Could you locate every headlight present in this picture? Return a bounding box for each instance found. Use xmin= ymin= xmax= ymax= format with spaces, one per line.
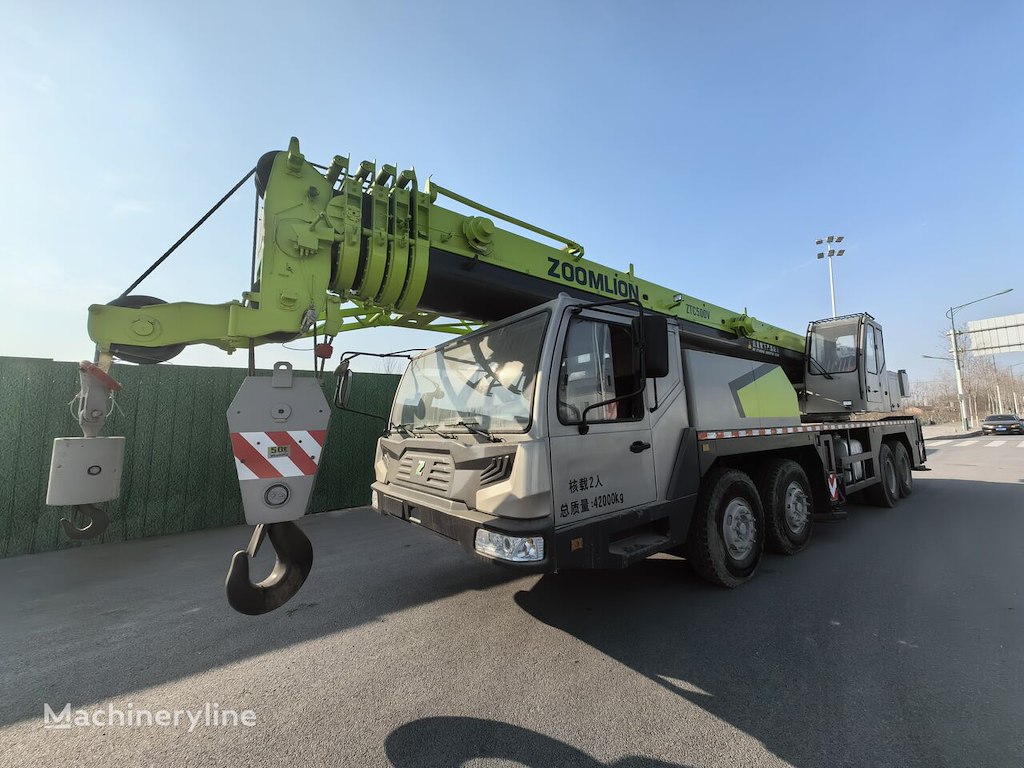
xmin=474 ymin=529 xmax=544 ymax=562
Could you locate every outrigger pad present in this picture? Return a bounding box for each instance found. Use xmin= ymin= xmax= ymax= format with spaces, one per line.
xmin=225 ymin=521 xmax=314 ymax=616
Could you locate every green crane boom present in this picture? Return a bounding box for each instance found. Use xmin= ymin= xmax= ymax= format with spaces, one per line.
xmin=87 ymin=137 xmax=805 ymax=367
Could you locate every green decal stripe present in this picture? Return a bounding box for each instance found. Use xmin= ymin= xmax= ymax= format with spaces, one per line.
xmin=729 ymin=364 xmax=800 ymax=419
xmin=729 ymin=364 xmax=778 ymax=417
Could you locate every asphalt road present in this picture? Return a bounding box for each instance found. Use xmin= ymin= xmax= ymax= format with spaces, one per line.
xmin=2 ymin=437 xmax=1022 ymax=768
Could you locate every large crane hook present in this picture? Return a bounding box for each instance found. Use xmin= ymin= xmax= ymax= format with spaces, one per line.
xmin=225 ymin=521 xmax=313 ymax=615
xmin=224 ymin=360 xmax=328 ymax=615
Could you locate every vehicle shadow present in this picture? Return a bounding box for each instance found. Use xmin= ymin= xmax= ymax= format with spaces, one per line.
xmin=385 ymin=716 xmax=690 ymax=768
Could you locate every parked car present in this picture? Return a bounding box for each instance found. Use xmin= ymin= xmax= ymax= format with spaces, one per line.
xmin=981 ymin=414 xmax=1023 ymax=435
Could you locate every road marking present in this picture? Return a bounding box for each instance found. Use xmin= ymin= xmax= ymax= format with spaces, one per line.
xmin=957 ymin=440 xmax=977 ymax=447
xmin=985 ymin=440 xmax=1007 ymax=448
xmin=927 ymin=440 xmax=950 ymax=447
xmin=1019 ymin=440 xmax=1024 ymax=448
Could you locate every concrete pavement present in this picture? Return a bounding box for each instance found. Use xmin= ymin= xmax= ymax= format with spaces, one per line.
xmin=1 ymin=437 xmax=1022 ymax=767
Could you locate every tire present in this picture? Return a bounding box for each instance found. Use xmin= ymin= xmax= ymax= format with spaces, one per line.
xmin=685 ymin=468 xmax=764 ymax=587
xmin=892 ymin=441 xmax=913 ymax=498
xmin=865 ymin=443 xmax=899 ymax=508
xmin=756 ymin=459 xmax=813 ymax=555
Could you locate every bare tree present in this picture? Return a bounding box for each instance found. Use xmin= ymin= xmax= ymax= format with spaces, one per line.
xmin=939 ymin=322 xmax=1024 ymax=419
xmin=376 ymin=355 xmax=405 ymax=376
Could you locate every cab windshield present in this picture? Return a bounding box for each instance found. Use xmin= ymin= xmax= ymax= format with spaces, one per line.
xmin=808 ymin=319 xmax=859 ymax=374
xmin=390 ymin=312 xmax=549 ymax=434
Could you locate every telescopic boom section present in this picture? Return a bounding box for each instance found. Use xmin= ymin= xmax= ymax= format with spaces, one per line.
xmin=86 ymin=137 xmax=805 ymax=365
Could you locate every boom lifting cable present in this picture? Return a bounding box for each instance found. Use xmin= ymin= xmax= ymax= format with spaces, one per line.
xmin=119 ymin=166 xmax=257 ymax=297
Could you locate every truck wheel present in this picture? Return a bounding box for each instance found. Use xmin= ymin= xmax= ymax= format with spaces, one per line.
xmin=685 ymin=468 xmax=764 ymax=588
xmin=865 ymin=443 xmax=899 ymax=508
xmin=756 ymin=459 xmax=813 ymax=555
xmin=892 ymin=442 xmax=913 ymax=498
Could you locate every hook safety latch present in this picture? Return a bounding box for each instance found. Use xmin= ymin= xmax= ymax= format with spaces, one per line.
xmin=225 ymin=521 xmax=313 ymax=615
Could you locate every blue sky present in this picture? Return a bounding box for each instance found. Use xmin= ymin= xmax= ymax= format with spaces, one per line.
xmin=1 ymin=0 xmax=1021 ymax=380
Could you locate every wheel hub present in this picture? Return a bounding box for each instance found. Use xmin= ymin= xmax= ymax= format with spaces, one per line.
xmin=722 ymin=498 xmax=756 ymax=561
xmin=783 ymin=481 xmax=809 ymax=534
xmin=885 ymin=460 xmax=898 ymax=495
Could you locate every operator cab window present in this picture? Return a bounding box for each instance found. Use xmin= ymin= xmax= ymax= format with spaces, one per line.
xmin=809 ymin=322 xmax=858 ymax=374
xmin=865 ymin=324 xmax=878 ymax=374
xmin=558 ymin=318 xmax=642 ymax=424
xmin=874 ymin=327 xmax=885 ymax=374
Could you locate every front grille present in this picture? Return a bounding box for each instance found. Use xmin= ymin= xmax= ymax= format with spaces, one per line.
xmin=396 ymin=454 xmax=453 ymax=492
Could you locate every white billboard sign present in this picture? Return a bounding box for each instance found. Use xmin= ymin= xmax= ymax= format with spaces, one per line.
xmin=965 ymin=313 xmax=1024 ymax=356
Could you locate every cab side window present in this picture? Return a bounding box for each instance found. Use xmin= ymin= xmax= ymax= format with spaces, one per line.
xmin=874 ymin=327 xmax=885 ymax=374
xmin=865 ymin=325 xmax=878 ymax=374
xmin=558 ymin=318 xmax=642 ymax=424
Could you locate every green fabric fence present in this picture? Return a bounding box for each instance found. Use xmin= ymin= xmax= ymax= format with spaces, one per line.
xmin=0 ymin=357 xmax=399 ymax=557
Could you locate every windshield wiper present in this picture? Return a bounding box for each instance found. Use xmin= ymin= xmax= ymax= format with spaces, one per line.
xmin=444 ymin=420 xmax=502 ymax=442
xmin=807 ymin=356 xmax=834 ymax=380
xmin=390 ymin=422 xmax=419 ymax=437
xmin=414 ymin=423 xmax=455 ymax=439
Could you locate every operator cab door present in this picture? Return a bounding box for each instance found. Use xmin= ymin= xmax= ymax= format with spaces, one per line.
xmin=547 ymin=308 xmax=656 ymax=528
xmin=862 ymin=319 xmax=886 ymax=409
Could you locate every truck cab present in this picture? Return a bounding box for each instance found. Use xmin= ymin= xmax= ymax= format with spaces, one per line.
xmin=368 ymin=294 xmax=685 ymax=570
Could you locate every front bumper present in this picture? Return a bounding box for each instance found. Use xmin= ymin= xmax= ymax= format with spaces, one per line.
xmin=371 ymin=483 xmax=554 ymax=572
xmin=372 ymin=483 xmax=698 ymax=573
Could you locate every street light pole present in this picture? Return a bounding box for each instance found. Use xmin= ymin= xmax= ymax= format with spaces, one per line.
xmin=945 ymin=288 xmax=1014 ymax=431
xmin=948 ymin=323 xmax=969 ymax=431
xmin=1008 ymin=362 xmax=1024 ymax=416
xmin=816 ymin=235 xmax=845 ymax=318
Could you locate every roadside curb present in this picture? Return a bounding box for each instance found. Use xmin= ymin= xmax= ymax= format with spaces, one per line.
xmin=925 ymin=431 xmax=982 ymax=441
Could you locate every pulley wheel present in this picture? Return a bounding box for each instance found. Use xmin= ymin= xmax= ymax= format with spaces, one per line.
xmin=107 ymin=295 xmax=186 ymax=364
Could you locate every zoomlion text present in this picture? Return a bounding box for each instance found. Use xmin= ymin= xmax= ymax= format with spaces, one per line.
xmin=547 ymin=257 xmax=640 ymax=300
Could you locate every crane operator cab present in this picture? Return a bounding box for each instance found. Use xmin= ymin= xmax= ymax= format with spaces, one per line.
xmin=802 ymin=313 xmax=910 ymax=418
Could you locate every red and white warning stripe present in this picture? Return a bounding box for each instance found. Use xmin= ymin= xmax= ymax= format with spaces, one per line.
xmin=230 ymin=430 xmax=327 ymax=481
xmin=697 ymin=419 xmax=915 ymax=441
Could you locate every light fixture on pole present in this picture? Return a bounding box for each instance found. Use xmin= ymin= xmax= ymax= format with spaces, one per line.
xmin=815 ymin=235 xmax=845 ymax=318
xmin=945 ymin=287 xmax=1014 ymax=431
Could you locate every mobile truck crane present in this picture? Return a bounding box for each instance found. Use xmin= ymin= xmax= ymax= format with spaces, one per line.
xmin=46 ymin=138 xmax=926 ymax=615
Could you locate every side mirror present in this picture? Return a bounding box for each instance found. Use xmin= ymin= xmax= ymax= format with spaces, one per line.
xmin=897 ymin=369 xmax=910 ymax=398
xmin=638 ymin=315 xmax=670 ymax=378
xmin=334 ymin=360 xmax=353 ymax=409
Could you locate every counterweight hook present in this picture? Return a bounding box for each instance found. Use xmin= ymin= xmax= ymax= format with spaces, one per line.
xmin=60 ymin=504 xmax=109 ymax=540
xmin=225 ymin=521 xmax=313 ymax=615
